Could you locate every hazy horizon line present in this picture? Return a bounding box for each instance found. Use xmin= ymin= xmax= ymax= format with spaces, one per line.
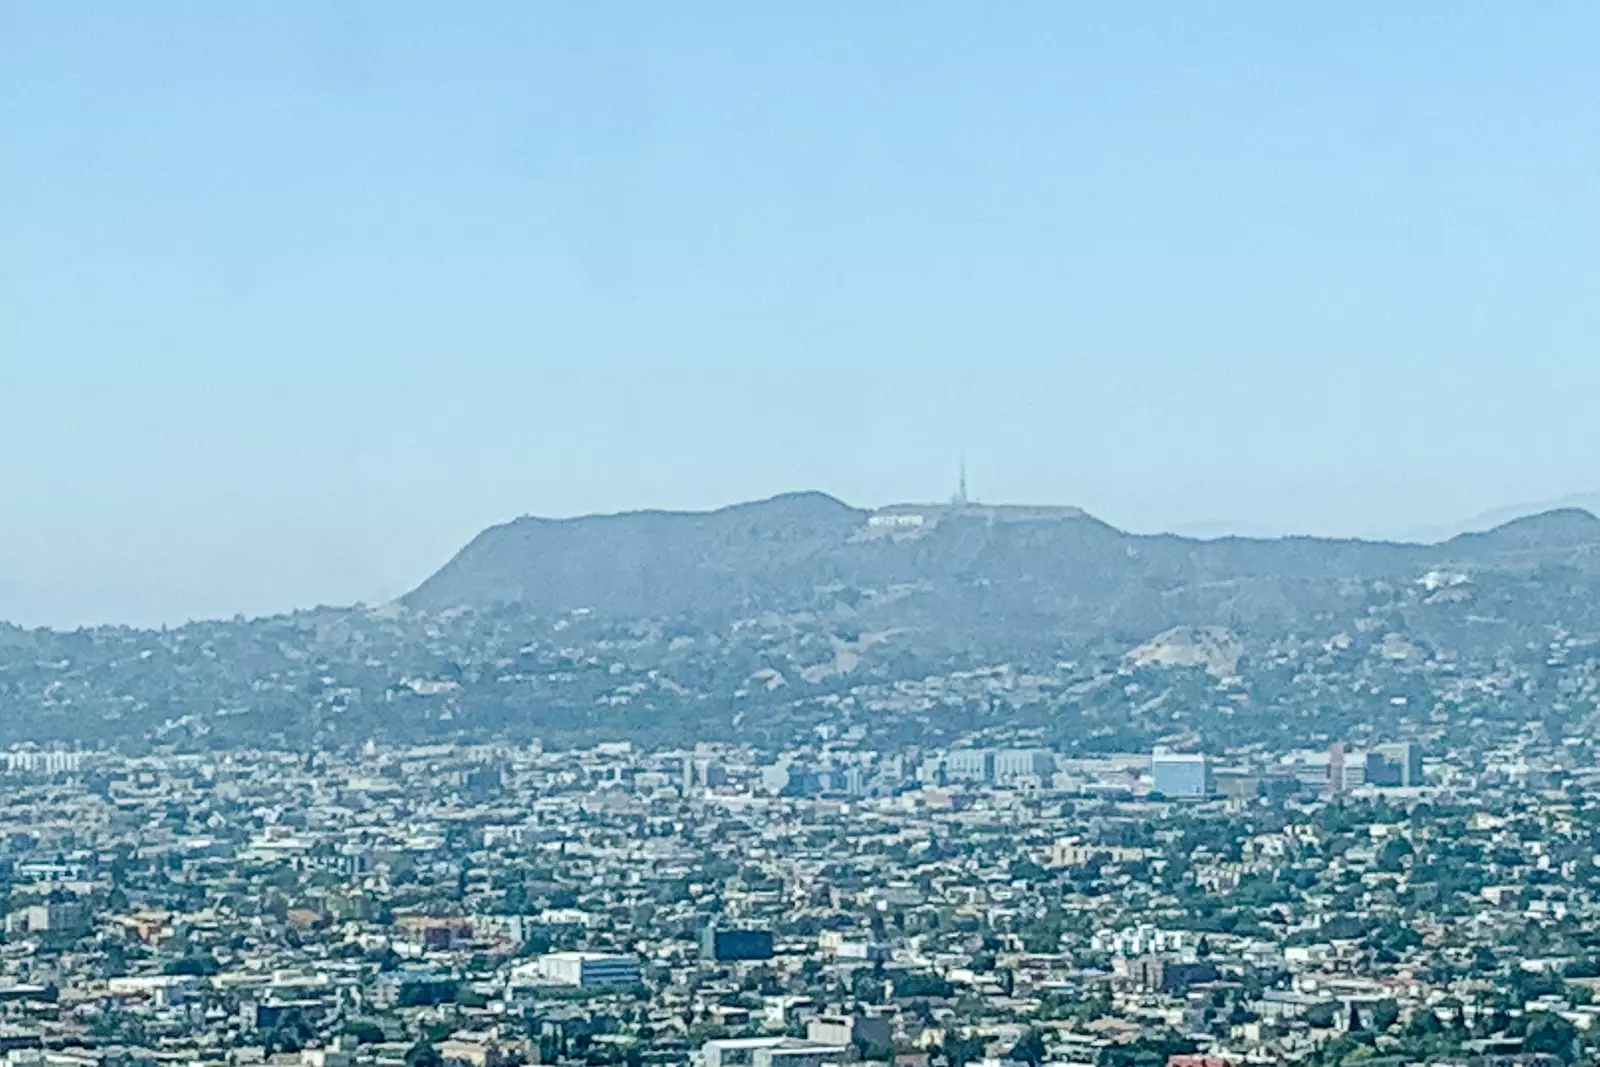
xmin=5 ymin=487 xmax=1597 ymax=633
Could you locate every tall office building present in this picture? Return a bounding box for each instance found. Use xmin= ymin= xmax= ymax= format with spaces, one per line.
xmin=683 ymin=758 xmax=728 ymax=793
xmin=1151 ymin=750 xmax=1214 ymax=798
xmin=1372 ymin=742 xmax=1424 ymax=787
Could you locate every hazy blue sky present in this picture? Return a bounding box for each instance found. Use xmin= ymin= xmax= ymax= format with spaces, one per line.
xmin=5 ymin=3 xmax=1600 ymax=626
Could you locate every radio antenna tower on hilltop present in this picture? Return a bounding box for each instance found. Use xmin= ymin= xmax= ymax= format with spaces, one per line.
xmin=952 ymin=457 xmax=970 ymax=508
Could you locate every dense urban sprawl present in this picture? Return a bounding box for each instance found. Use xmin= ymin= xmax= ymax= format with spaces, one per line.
xmin=0 ymin=733 xmax=1595 ymax=1067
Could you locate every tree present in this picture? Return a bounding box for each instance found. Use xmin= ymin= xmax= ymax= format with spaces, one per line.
xmin=1010 ymin=1028 xmax=1047 ymax=1066
xmin=1011 ymin=860 xmax=1049 ymax=884
xmin=852 ymin=967 xmax=887 ymax=1005
xmin=893 ymin=973 xmax=953 ymax=999
xmin=406 ymin=1043 xmax=443 ymax=1067
xmin=1021 ymin=918 xmax=1063 ymax=954
xmin=342 ymin=1021 xmax=388 ymax=1045
xmin=943 ymin=1033 xmax=986 ymax=1067
xmin=265 ymin=1022 xmax=309 ymax=1056
xmin=1097 ymin=1030 xmax=1196 ymax=1067
xmin=1305 ymin=1002 xmax=1339 ymax=1029
xmin=1522 ymin=1013 xmax=1579 ymax=1064
xmin=1403 ymin=1009 xmax=1443 ymax=1040
xmin=165 ymin=953 xmax=220 ymax=977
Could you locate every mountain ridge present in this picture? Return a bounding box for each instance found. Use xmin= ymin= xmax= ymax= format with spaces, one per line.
xmin=3 ymin=497 xmax=1596 ymax=635
xmin=5 ymin=497 xmax=1600 ymax=752
xmin=1404 ymin=492 xmax=1600 ymax=543
xmin=401 ymin=494 xmax=1600 ymax=654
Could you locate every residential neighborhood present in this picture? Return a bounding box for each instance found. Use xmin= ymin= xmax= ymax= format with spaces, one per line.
xmin=0 ymin=733 xmax=1593 ymax=1067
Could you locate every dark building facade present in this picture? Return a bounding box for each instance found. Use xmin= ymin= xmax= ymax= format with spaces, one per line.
xmin=700 ymin=924 xmax=775 ymax=961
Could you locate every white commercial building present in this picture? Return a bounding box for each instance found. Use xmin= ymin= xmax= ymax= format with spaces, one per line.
xmin=533 ymin=951 xmax=641 ymax=988
xmin=0 ymin=750 xmax=85 ymax=775
xmin=1150 ymin=750 xmax=1213 ymax=797
xmin=993 ymin=749 xmax=1055 ymax=783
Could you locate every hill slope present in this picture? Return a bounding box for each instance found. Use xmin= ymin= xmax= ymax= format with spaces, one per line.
xmin=404 ymin=496 xmax=1600 ymax=652
xmin=5 ymin=498 xmax=1600 ymax=753
xmin=406 ymin=491 xmax=867 ymax=619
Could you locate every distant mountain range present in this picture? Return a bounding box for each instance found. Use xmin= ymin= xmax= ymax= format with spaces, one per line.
xmin=1401 ymin=492 xmax=1600 ymax=544
xmin=404 ymin=492 xmax=1600 ymax=654
xmin=7 ymin=493 xmax=1600 ymax=751
xmin=1157 ymin=492 xmax=1600 ymax=544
